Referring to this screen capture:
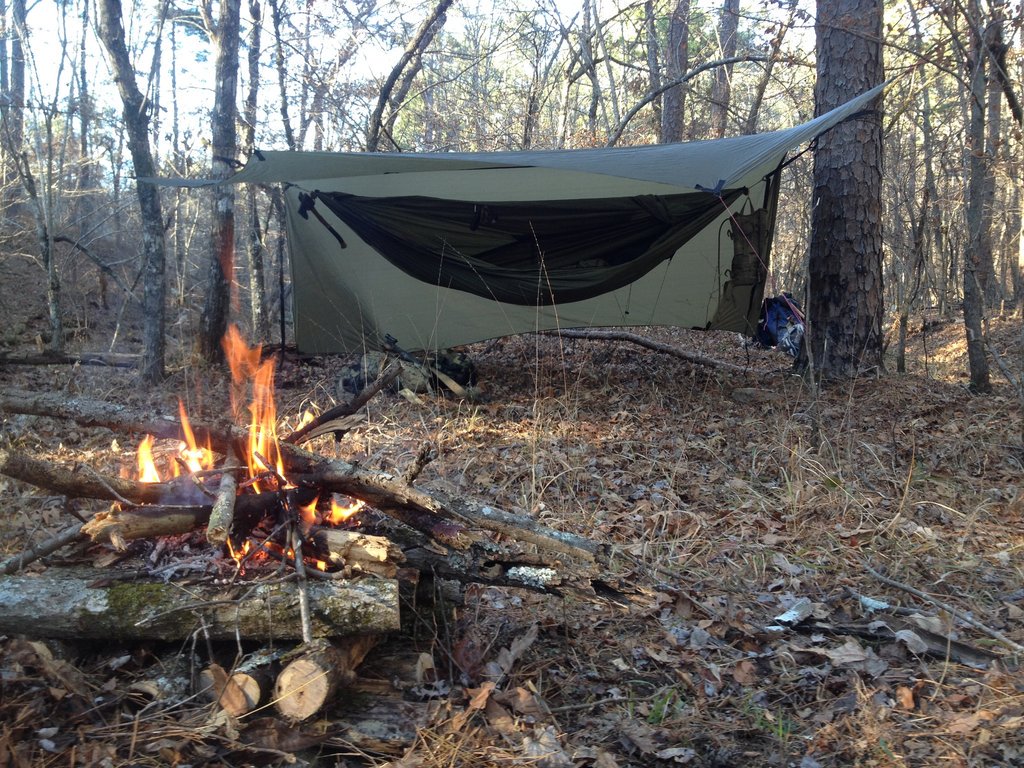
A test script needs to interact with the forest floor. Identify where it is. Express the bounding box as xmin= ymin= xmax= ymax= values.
xmin=1 ymin=251 xmax=1023 ymax=767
